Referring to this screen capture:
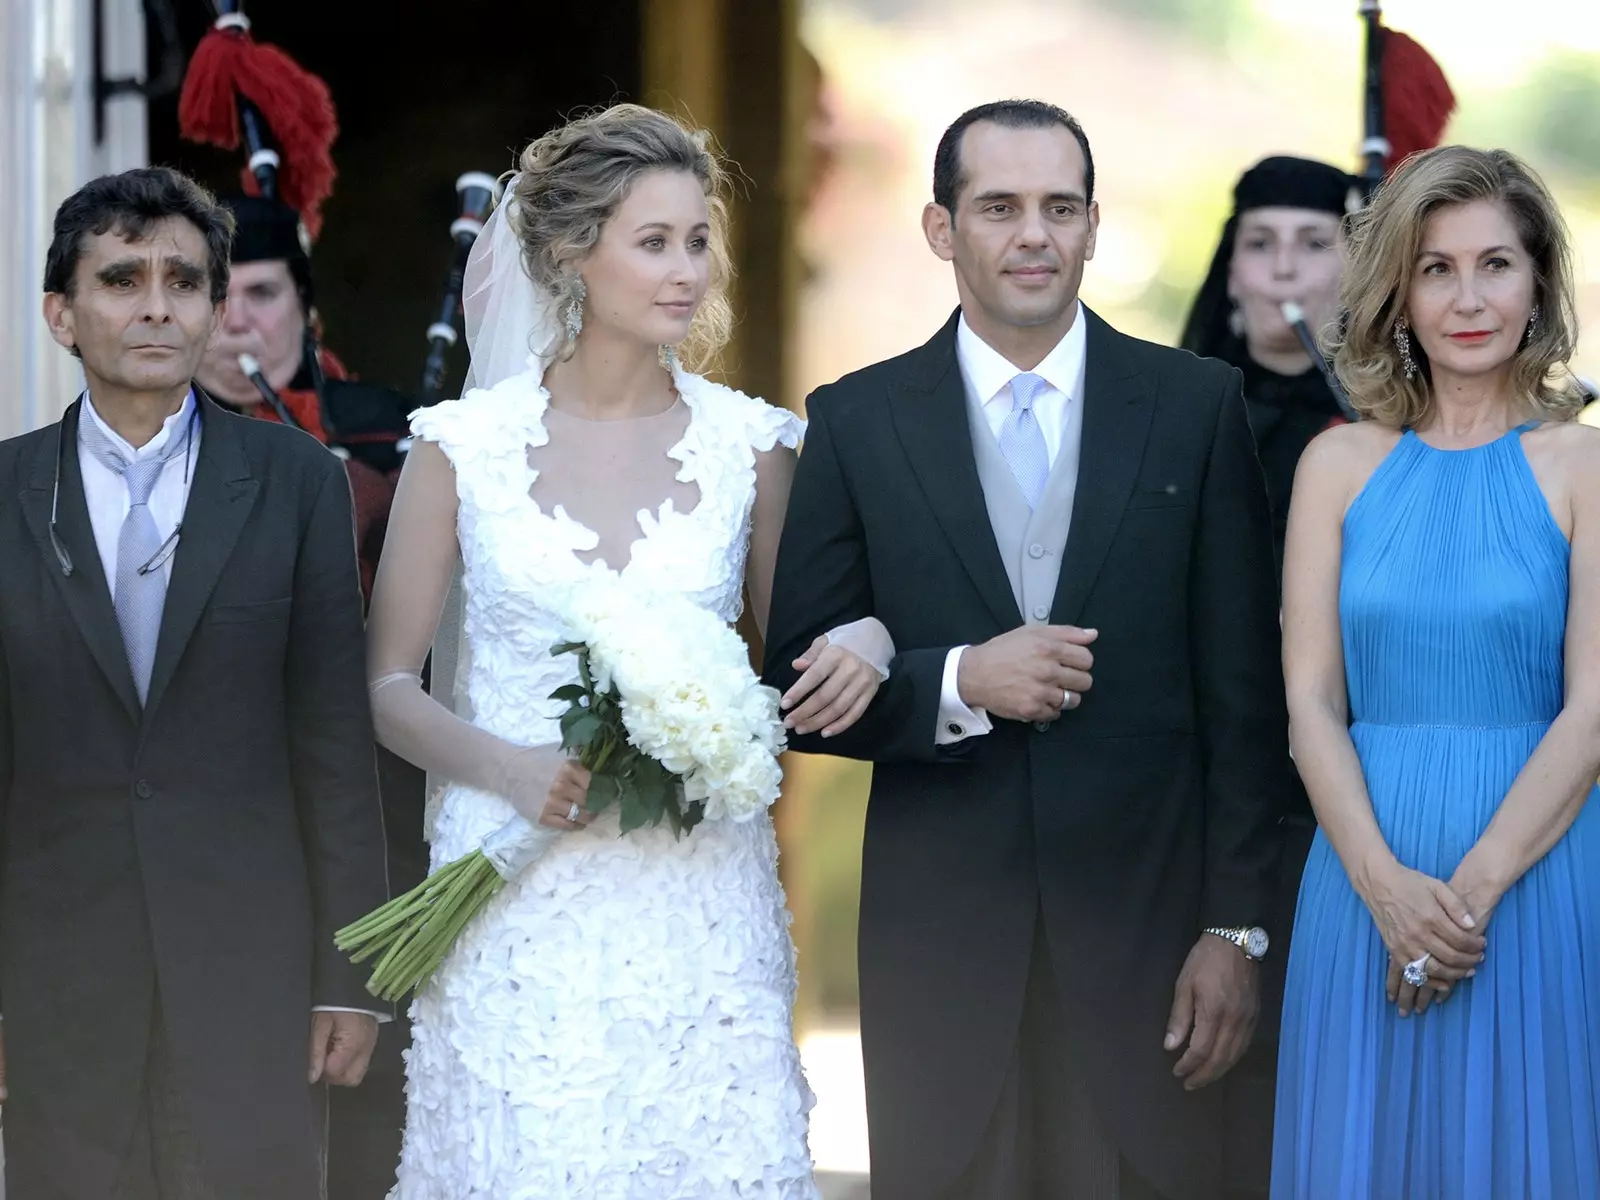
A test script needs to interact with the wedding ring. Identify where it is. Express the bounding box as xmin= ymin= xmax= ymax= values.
xmin=1403 ymin=953 xmax=1431 ymax=988
xmin=567 ymin=801 xmax=583 ymax=823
